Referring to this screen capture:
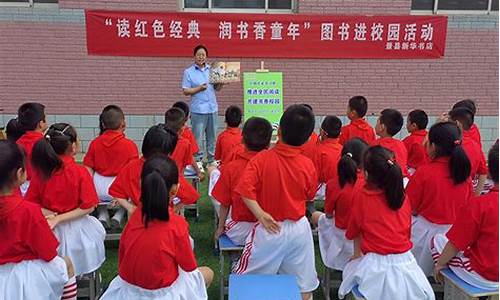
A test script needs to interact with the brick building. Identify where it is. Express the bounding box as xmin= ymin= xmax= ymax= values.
xmin=0 ymin=0 xmax=498 ymax=153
